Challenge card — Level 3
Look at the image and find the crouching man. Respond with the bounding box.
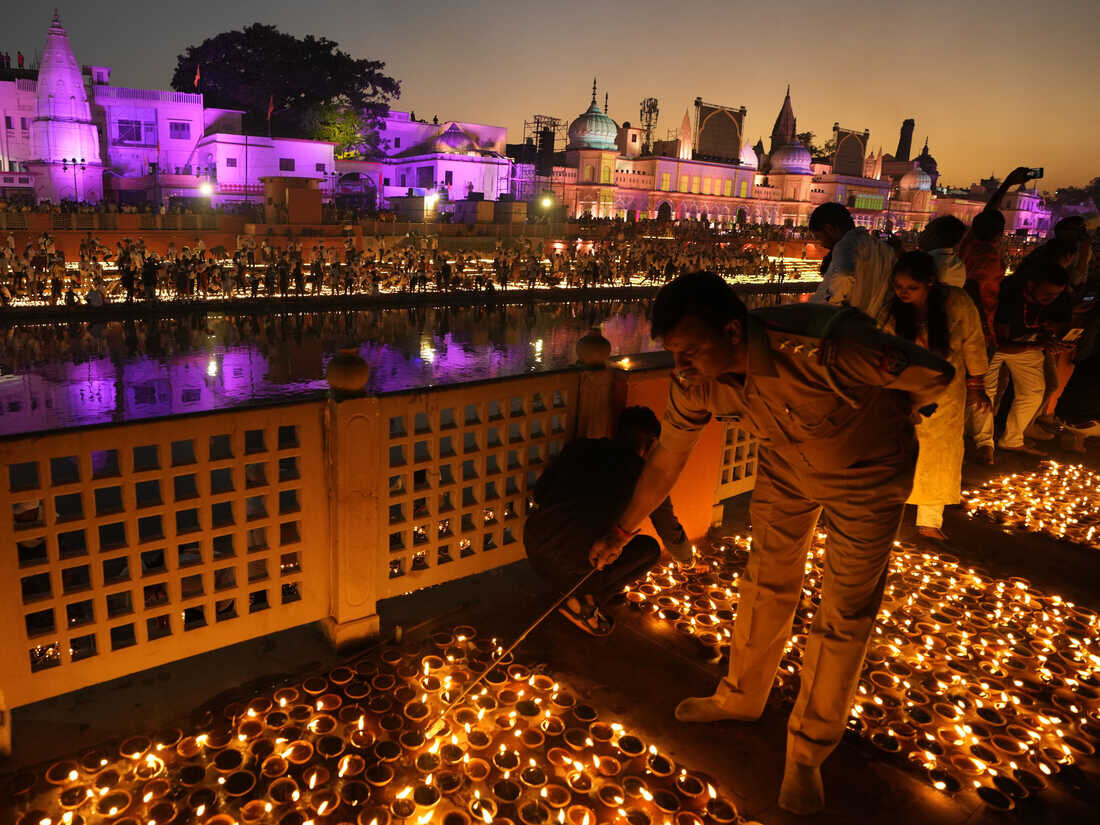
[524,406,692,637]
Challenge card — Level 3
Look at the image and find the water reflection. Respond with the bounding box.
[0,301,661,437]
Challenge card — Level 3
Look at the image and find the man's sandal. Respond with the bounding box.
[558,601,614,637]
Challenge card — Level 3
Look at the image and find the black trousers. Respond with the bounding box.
[528,535,659,607]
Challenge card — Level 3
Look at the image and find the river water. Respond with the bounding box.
[0,300,666,437]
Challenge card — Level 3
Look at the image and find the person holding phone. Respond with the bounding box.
[971,265,1072,460]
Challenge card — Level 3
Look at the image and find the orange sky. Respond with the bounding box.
[11,0,1100,191]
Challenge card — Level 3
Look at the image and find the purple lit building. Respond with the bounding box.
[0,12,336,206]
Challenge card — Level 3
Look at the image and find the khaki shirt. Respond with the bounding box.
[660,304,955,472]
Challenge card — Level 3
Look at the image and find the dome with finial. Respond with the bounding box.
[900,163,932,191]
[916,138,938,180]
[768,138,812,174]
[566,79,619,151]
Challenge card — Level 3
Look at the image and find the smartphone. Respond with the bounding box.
[1063,328,1084,342]
[1026,167,1044,180]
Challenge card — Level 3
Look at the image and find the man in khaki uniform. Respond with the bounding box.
[589,272,953,815]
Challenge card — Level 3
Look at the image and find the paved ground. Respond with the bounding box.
[3,440,1099,825]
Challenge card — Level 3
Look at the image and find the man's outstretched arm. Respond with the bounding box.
[589,443,692,569]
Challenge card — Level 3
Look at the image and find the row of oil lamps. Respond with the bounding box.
[10,626,757,825]
[962,462,1100,550]
[625,533,1100,812]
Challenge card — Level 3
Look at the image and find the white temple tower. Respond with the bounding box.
[27,11,103,202]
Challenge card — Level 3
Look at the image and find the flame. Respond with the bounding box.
[707,784,716,799]
[397,787,413,799]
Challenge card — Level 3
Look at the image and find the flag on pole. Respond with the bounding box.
[193,64,200,89]
[266,95,274,121]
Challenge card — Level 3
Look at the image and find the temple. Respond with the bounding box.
[0,13,1052,235]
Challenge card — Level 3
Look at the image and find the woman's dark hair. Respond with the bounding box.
[650,271,747,339]
[886,251,950,356]
[808,202,855,232]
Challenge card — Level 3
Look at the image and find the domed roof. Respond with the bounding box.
[900,164,932,191]
[738,142,758,169]
[434,124,477,153]
[916,141,938,177]
[567,100,618,151]
[768,139,812,174]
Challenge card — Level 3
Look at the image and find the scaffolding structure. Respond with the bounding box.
[522,114,567,202]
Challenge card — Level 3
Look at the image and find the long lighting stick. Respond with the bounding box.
[425,567,599,738]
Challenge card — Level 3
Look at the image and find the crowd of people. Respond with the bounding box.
[808,166,1098,540]
[0,222,821,307]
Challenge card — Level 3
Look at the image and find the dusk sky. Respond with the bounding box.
[8,0,1098,191]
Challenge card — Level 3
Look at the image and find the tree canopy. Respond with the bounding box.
[797,131,837,162]
[171,24,399,156]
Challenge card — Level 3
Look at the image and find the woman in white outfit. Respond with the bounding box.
[879,251,990,539]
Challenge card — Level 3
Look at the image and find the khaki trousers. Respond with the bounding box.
[972,349,1046,449]
[714,446,911,767]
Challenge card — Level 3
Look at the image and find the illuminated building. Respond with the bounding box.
[0,12,336,206]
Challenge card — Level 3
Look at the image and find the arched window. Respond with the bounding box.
[584,165,594,182]
[601,165,611,184]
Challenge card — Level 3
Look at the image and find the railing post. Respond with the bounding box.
[574,329,614,439]
[321,360,383,649]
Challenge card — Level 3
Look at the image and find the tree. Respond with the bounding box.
[796,131,836,161]
[172,24,399,156]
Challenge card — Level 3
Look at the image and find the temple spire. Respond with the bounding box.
[604,92,608,115]
[769,86,797,153]
[591,78,597,106]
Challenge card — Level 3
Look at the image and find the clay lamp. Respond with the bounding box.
[372,674,397,693]
[289,704,314,724]
[262,755,290,779]
[415,783,442,814]
[521,761,548,789]
[366,763,395,789]
[566,805,595,825]
[276,812,307,825]
[119,735,152,762]
[566,770,593,794]
[351,727,377,751]
[302,676,329,696]
[675,812,705,825]
[213,747,245,775]
[653,789,681,815]
[265,710,290,730]
[400,730,427,753]
[464,757,491,783]
[282,739,314,766]
[1012,766,1046,795]
[572,705,598,725]
[340,753,367,778]
[59,784,91,811]
[437,770,463,794]
[597,782,626,809]
[310,788,341,818]
[469,795,498,824]
[516,699,540,717]
[359,807,392,825]
[370,695,394,716]
[375,740,402,763]
[976,784,1015,812]
[442,742,465,765]
[563,729,588,752]
[309,713,339,735]
[342,780,371,808]
[240,800,270,825]
[497,688,520,707]
[404,701,431,725]
[443,812,472,825]
[493,748,521,773]
[588,722,614,745]
[674,773,706,809]
[519,801,552,825]
[595,755,622,778]
[521,728,546,751]
[617,735,646,763]
[484,668,508,689]
[540,715,565,737]
[224,770,257,798]
[704,796,737,825]
[205,729,234,750]
[645,748,674,780]
[416,751,442,774]
[317,734,346,760]
[381,714,405,735]
[552,692,576,713]
[303,765,330,792]
[925,766,961,794]
[346,681,372,701]
[174,763,205,789]
[392,796,417,821]
[46,759,81,785]
[623,810,651,825]
[269,776,299,805]
[540,784,571,811]
[493,778,522,804]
